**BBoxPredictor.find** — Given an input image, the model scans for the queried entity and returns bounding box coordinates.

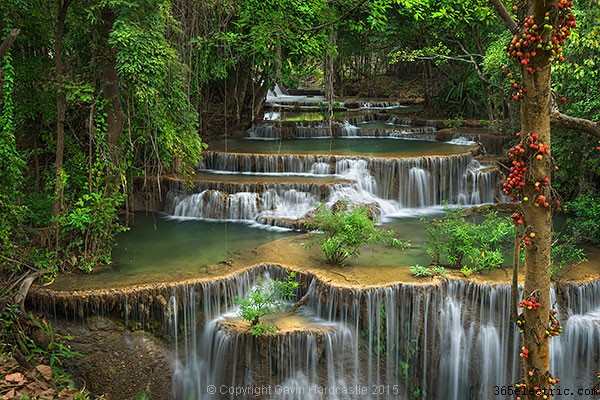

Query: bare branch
[488,0,519,35]
[453,40,490,85]
[551,109,600,138]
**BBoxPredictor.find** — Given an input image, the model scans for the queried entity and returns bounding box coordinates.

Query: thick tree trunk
[519,1,553,398]
[491,0,579,397]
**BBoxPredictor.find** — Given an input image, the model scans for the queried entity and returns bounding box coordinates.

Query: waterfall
[340,121,358,137]
[550,280,600,397]
[294,122,332,138]
[200,152,333,175]
[170,270,363,400]
[247,124,278,139]
[32,263,599,400]
[408,167,430,207]
[169,274,535,400]
[165,189,318,224]
[178,151,501,226]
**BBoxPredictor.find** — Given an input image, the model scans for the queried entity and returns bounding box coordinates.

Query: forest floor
[0,354,96,400]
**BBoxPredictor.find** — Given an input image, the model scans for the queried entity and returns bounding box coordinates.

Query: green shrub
[409,264,449,278]
[410,264,432,277]
[236,272,299,336]
[566,192,600,245]
[430,265,450,276]
[305,201,409,266]
[421,207,514,272]
[551,236,587,281]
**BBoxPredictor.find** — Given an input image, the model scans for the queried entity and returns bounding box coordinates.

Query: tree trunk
[0,28,21,60]
[333,34,344,97]
[423,59,433,110]
[52,1,70,221]
[519,1,554,398]
[100,8,124,164]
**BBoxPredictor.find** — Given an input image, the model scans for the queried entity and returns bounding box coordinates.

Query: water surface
[207,138,470,157]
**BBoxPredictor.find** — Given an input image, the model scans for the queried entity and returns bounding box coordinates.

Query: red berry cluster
[507,5,575,66]
[507,15,542,70]
[503,3,575,102]
[503,133,529,200]
[552,0,577,59]
[511,211,524,226]
[535,194,549,208]
[548,375,560,385]
[525,132,550,159]
[545,309,562,337]
[503,131,556,208]
[519,346,530,359]
[520,294,541,310]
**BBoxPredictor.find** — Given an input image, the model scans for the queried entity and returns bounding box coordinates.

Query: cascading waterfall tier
[165,151,500,226]
[81,265,595,400]
[27,266,600,400]
[246,121,436,140]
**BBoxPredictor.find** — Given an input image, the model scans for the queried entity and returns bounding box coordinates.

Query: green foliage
[421,207,514,271]
[409,264,432,277]
[409,264,449,277]
[105,0,207,175]
[21,314,82,384]
[236,272,299,336]
[305,201,409,266]
[445,116,464,128]
[566,192,600,244]
[0,50,26,261]
[550,235,587,281]
[460,265,478,277]
[552,1,600,122]
[440,68,485,117]
[59,191,127,272]
[0,288,20,352]
[431,265,450,276]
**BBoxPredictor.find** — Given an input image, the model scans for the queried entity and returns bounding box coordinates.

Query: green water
[48,214,296,290]
[208,138,469,156]
[47,214,433,290]
[356,217,432,267]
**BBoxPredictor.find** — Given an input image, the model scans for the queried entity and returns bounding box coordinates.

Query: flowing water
[168,267,600,400]
[164,136,500,229]
[36,105,600,399]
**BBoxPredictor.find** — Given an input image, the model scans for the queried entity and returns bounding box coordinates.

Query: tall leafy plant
[0,48,25,262]
[421,207,514,272]
[305,201,409,266]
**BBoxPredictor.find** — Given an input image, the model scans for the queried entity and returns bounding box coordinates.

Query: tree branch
[0,28,21,60]
[453,40,490,85]
[550,109,600,138]
[488,0,519,35]
[303,0,371,37]
[289,293,310,313]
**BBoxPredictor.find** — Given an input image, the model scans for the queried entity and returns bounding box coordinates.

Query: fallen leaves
[1,355,87,400]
